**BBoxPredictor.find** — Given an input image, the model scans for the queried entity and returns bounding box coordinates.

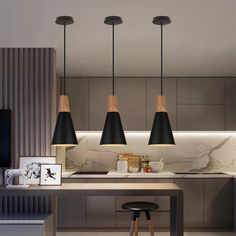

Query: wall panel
[0,48,56,167]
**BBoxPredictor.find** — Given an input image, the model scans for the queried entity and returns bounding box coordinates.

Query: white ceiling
[0,0,235,77]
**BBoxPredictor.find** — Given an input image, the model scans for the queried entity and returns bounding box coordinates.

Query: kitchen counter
[62,171,233,179]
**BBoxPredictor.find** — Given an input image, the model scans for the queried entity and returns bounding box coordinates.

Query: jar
[117,158,128,173]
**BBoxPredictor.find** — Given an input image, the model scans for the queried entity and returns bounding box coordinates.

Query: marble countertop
[62,171,233,179]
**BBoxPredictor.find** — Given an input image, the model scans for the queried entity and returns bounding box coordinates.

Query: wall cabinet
[88,78,112,130]
[116,78,146,130]
[64,77,236,131]
[66,78,89,131]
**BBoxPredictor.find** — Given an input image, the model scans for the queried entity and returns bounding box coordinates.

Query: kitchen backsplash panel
[60,132,236,172]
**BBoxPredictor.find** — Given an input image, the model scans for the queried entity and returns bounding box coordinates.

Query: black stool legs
[129,211,155,236]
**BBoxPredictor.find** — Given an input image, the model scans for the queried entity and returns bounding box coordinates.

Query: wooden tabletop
[0,183,181,196]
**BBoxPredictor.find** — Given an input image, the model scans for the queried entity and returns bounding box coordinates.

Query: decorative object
[5,169,29,187]
[40,164,62,186]
[51,16,78,146]
[148,16,175,146]
[19,157,55,184]
[100,16,127,146]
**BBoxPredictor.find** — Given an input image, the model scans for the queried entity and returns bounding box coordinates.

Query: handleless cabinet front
[175,179,204,228]
[89,78,112,130]
[86,179,116,228]
[115,178,173,228]
[204,178,233,229]
[116,78,146,130]
[57,179,86,229]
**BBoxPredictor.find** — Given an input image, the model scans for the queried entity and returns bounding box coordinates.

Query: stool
[121,201,159,236]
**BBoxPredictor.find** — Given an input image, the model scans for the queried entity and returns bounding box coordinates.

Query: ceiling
[0,0,235,77]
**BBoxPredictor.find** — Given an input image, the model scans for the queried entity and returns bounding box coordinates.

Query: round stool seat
[121,201,159,212]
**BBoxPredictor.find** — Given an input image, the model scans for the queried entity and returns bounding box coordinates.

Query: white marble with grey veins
[62,132,236,173]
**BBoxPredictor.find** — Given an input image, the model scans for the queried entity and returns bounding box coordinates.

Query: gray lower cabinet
[204,178,233,229]
[57,179,86,229]
[175,179,204,228]
[115,178,173,228]
[86,179,116,228]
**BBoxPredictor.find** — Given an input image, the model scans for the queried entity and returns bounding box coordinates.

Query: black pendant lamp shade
[100,16,127,146]
[51,16,78,147]
[148,16,175,146]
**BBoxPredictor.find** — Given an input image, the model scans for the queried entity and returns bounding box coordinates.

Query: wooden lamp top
[156,95,167,112]
[59,95,70,112]
[108,95,119,112]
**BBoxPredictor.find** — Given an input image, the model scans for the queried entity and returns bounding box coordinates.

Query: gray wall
[0,48,56,167]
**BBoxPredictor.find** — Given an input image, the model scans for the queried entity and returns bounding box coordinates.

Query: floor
[57,232,235,236]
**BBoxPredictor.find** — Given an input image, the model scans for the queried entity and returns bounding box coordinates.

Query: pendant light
[51,16,78,147]
[148,16,175,146]
[100,16,127,146]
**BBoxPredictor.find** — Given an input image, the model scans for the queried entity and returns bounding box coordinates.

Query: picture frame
[40,164,62,186]
[19,157,56,185]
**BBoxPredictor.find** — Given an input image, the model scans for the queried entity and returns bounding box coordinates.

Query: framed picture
[19,157,56,185]
[40,164,62,186]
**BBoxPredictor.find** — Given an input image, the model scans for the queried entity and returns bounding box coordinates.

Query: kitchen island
[0,182,183,236]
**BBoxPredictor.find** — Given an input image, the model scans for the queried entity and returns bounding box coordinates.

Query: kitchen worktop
[62,171,233,179]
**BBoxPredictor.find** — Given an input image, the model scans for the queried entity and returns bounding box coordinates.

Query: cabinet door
[147,78,177,130]
[86,179,116,228]
[175,179,204,228]
[89,78,111,130]
[177,78,225,131]
[204,178,233,229]
[116,78,146,130]
[115,178,173,228]
[66,78,89,130]
[57,179,86,229]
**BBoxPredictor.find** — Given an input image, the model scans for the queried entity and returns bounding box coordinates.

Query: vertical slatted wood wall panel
[0,195,53,215]
[0,48,56,167]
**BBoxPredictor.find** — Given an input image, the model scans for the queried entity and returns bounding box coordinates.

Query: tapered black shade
[52,112,78,146]
[100,112,127,145]
[148,112,175,146]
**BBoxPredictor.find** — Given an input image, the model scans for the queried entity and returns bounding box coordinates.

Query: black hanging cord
[63,23,66,95]
[160,24,163,95]
[112,23,115,95]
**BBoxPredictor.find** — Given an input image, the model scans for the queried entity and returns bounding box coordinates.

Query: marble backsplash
[58,132,236,172]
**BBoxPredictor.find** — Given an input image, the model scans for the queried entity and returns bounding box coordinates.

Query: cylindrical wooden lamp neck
[59,95,70,112]
[156,95,167,112]
[108,95,119,112]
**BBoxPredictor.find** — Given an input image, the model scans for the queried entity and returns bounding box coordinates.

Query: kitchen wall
[61,132,236,172]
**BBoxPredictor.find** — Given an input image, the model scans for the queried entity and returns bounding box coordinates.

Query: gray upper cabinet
[66,78,89,131]
[116,78,146,130]
[147,78,177,130]
[177,78,226,131]
[64,77,236,131]
[89,78,112,130]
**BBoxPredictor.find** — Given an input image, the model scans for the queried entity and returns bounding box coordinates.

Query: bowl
[149,161,164,172]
